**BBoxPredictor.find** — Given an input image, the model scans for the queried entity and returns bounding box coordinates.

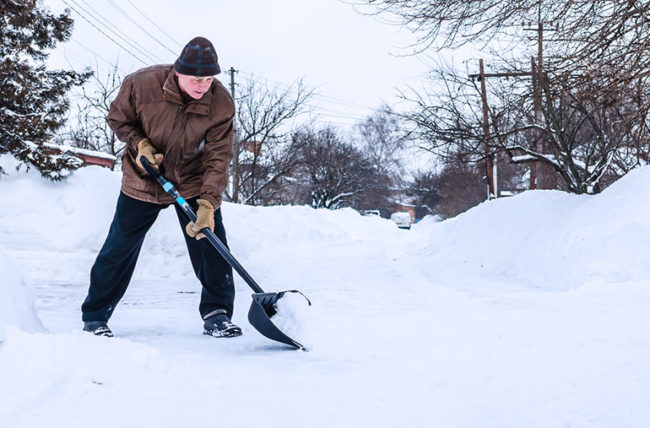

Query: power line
[226,68,375,129]
[61,0,150,66]
[124,0,184,50]
[313,112,365,122]
[308,105,369,121]
[230,70,385,131]
[312,92,379,111]
[63,0,382,127]
[237,69,376,113]
[105,0,178,57]
[68,39,128,74]
[68,0,381,122]
[235,68,381,125]
[73,0,164,63]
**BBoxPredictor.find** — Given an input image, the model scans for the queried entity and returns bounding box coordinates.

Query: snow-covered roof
[44,143,117,161]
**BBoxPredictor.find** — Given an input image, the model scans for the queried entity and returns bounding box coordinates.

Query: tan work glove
[135,138,164,171]
[185,199,215,240]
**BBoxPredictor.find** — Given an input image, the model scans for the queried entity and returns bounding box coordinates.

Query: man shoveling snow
[81,37,241,339]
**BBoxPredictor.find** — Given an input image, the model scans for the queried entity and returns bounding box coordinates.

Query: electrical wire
[69,39,128,74]
[66,0,381,123]
[105,0,178,57]
[72,0,164,63]
[61,0,149,66]
[235,68,382,126]
[124,0,184,50]
[237,69,376,114]
[63,1,385,127]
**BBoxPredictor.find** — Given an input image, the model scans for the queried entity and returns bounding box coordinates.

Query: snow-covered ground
[2,155,650,427]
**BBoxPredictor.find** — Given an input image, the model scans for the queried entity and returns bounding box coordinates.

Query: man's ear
[174,70,180,78]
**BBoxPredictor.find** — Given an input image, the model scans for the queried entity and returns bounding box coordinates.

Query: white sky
[42,0,437,129]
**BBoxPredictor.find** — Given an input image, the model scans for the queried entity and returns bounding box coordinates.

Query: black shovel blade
[248,291,310,350]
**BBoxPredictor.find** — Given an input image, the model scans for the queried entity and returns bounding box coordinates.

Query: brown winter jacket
[107,65,234,208]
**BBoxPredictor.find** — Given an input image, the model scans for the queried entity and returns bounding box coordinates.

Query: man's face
[175,71,213,99]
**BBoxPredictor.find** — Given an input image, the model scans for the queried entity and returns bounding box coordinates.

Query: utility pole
[468,21,550,194]
[524,20,552,189]
[530,56,542,190]
[228,66,237,101]
[469,62,532,199]
[227,66,240,203]
[479,59,496,199]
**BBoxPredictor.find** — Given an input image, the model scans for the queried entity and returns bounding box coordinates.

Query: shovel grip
[140,156,265,294]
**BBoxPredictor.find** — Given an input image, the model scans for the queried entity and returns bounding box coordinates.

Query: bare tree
[513,67,650,193]
[399,58,650,194]
[235,135,308,206]
[68,63,123,166]
[353,105,410,211]
[227,76,313,205]
[361,1,650,63]
[406,164,486,218]
[294,127,390,210]
[354,104,409,172]
[359,0,650,194]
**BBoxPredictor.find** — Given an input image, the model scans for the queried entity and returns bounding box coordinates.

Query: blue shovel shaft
[140,156,309,350]
[139,156,265,294]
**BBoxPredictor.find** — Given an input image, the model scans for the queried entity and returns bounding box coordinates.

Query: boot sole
[203,328,242,338]
[84,327,114,337]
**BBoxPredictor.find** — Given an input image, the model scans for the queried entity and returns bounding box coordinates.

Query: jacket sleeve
[200,107,235,209]
[106,75,147,152]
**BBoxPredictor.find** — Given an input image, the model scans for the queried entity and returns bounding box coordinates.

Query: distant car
[390,212,412,230]
[361,210,381,217]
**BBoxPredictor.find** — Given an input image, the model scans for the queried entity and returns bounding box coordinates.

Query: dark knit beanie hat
[174,37,221,76]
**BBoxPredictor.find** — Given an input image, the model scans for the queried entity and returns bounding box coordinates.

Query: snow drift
[0,248,44,341]
[2,154,650,294]
[419,167,650,289]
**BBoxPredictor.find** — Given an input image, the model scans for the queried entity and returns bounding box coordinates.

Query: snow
[270,291,313,349]
[2,154,650,427]
[0,249,44,342]
[423,167,650,289]
[43,142,118,161]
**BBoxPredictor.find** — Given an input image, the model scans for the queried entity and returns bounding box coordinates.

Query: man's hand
[185,199,215,240]
[135,138,164,171]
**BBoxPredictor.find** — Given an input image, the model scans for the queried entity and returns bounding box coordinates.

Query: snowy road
[2,164,650,427]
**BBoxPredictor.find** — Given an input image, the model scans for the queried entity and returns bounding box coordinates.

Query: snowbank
[419,166,650,288]
[0,155,122,249]
[0,158,404,282]
[0,248,44,341]
[2,155,650,291]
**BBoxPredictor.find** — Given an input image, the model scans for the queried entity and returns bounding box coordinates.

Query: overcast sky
[42,0,441,129]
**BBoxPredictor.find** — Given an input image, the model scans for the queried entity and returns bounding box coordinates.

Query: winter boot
[83,321,113,337]
[203,309,242,338]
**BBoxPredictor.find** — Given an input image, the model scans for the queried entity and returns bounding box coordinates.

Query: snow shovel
[141,157,311,350]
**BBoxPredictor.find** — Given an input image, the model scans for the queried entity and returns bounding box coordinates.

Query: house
[44,142,117,169]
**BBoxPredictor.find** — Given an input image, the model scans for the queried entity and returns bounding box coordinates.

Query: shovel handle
[140,156,266,294]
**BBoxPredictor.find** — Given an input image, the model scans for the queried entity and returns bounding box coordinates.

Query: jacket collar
[162,69,212,116]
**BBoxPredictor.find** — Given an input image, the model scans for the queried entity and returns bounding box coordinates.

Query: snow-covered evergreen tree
[0,0,90,180]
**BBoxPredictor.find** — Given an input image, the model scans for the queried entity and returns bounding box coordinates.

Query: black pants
[81,192,235,322]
